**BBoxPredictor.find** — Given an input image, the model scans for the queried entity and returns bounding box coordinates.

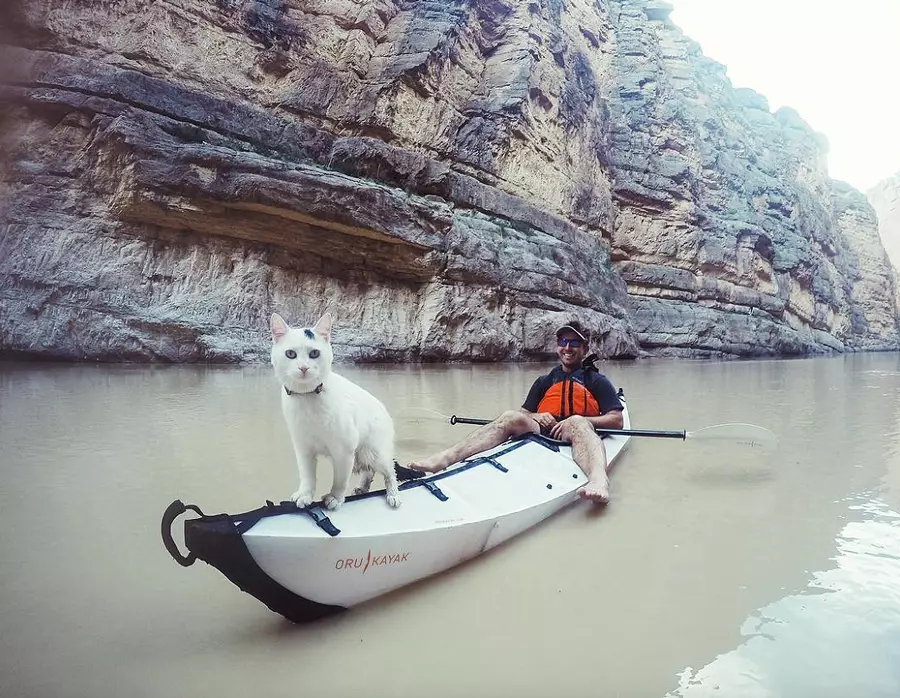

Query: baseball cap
[555,320,590,343]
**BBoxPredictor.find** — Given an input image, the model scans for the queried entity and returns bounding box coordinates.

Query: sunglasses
[557,337,584,348]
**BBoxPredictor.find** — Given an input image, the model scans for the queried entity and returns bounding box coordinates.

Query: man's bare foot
[577,478,610,505]
[408,454,453,473]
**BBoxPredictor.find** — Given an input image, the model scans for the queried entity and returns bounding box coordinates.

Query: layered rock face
[2,0,898,362]
[607,1,898,355]
[868,172,900,315]
[868,173,900,268]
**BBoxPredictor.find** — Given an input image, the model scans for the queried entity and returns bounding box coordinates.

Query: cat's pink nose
[299,366,308,375]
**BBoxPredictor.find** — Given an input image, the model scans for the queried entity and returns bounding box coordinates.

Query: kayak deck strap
[518,433,563,451]
[466,456,508,473]
[422,480,449,501]
[305,507,341,536]
[486,457,508,472]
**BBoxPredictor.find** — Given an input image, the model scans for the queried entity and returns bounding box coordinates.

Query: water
[1,354,899,698]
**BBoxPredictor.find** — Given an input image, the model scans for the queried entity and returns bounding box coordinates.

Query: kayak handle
[161,499,204,567]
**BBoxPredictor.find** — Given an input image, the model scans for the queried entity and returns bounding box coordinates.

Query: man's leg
[409,410,539,473]
[557,416,611,504]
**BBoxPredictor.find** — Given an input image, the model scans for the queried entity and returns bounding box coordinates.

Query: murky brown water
[1,354,899,698]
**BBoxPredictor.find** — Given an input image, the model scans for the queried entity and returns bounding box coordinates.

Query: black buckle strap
[304,507,341,537]
[465,456,509,473]
[423,481,449,501]
[485,457,508,472]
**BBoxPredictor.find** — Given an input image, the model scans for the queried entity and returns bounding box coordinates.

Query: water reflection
[666,495,900,698]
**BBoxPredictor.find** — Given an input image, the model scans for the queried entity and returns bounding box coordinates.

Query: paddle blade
[685,423,777,450]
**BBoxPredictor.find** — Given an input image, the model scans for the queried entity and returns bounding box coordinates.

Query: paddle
[447,415,777,449]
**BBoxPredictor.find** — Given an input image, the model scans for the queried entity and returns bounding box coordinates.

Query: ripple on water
[666,495,900,698]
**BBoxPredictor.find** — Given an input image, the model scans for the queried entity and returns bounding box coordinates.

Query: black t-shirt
[521,366,623,415]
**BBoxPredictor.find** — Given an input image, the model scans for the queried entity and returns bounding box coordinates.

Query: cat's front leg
[324,448,354,510]
[290,450,317,509]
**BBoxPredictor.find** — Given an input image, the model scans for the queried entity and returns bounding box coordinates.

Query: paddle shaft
[448,415,686,440]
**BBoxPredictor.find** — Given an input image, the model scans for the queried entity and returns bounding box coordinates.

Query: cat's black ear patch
[303,329,315,339]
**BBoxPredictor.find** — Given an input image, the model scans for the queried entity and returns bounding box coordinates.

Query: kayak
[161,397,631,623]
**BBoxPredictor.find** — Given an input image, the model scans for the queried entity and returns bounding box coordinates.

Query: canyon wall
[2,0,897,362]
[868,171,900,316]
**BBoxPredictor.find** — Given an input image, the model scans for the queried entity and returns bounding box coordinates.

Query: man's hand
[532,412,557,430]
[549,418,568,441]
[549,416,586,441]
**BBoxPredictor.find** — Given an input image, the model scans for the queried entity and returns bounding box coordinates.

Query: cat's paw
[324,493,345,510]
[386,493,402,509]
[291,490,314,508]
[352,485,370,496]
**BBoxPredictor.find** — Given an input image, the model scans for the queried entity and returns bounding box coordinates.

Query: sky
[668,0,900,192]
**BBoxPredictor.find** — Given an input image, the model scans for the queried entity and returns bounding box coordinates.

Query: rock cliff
[868,171,900,316]
[868,172,900,268]
[2,0,898,362]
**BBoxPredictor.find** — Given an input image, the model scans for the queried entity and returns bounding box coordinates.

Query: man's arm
[520,376,548,413]
[585,409,624,431]
[585,373,625,430]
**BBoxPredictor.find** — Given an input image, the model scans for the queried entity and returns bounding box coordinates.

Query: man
[409,321,625,504]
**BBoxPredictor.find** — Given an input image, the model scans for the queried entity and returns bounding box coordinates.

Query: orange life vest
[536,372,601,418]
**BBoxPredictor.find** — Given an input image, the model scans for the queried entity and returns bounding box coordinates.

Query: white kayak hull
[164,403,630,623]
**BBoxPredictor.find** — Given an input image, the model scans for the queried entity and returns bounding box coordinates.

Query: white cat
[270,311,401,511]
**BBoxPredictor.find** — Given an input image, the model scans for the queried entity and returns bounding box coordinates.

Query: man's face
[556,331,587,370]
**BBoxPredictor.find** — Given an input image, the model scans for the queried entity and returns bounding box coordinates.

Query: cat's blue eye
[309,349,320,359]
[285,349,297,359]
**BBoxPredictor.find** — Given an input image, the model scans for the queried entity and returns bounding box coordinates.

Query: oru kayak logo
[335,549,410,574]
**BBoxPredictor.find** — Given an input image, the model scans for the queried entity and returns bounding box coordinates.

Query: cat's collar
[284,384,323,396]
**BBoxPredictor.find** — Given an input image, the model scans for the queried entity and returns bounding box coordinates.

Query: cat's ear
[270,313,290,343]
[314,312,333,343]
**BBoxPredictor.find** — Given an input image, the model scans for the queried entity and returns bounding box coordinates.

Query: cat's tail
[393,460,426,481]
